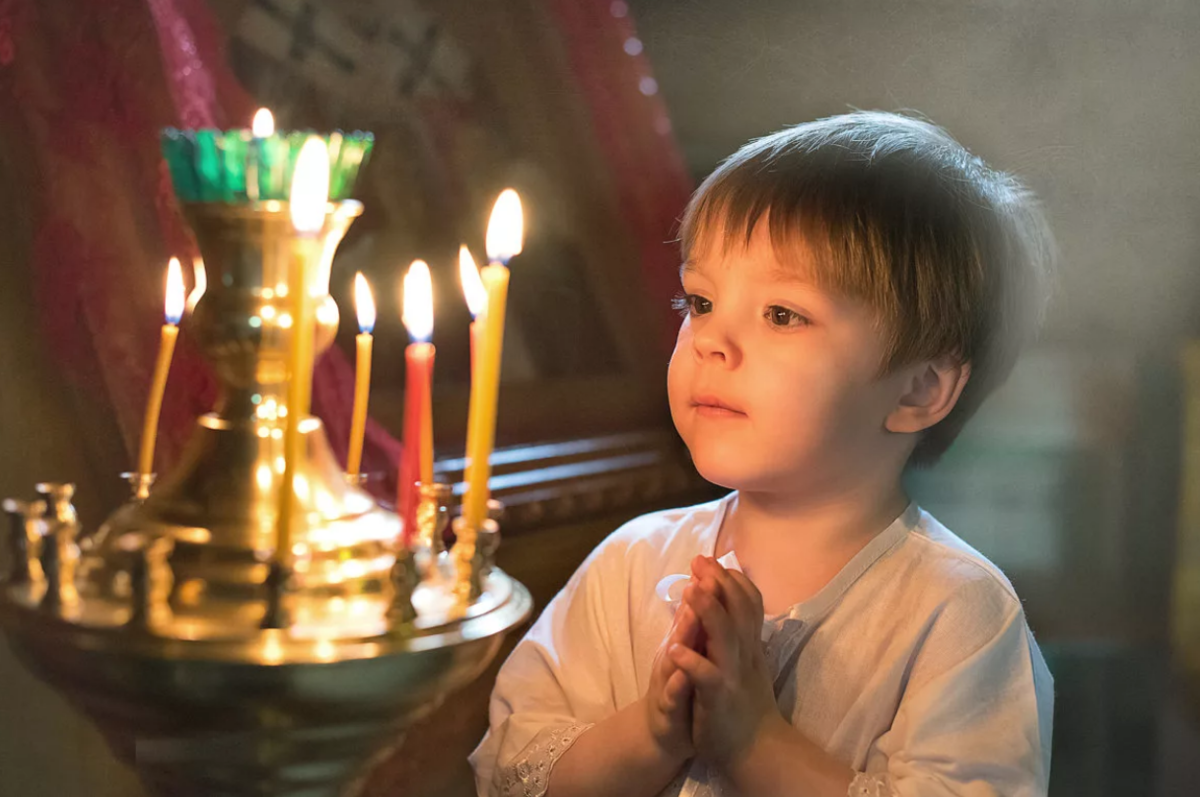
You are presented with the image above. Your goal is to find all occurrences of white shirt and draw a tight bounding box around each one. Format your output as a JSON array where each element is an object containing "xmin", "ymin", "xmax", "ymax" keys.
[{"xmin": 470, "ymin": 494, "xmax": 1054, "ymax": 797}]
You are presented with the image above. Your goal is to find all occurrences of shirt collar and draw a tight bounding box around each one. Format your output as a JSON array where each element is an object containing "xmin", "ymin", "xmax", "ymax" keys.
[{"xmin": 702, "ymin": 493, "xmax": 920, "ymax": 622}]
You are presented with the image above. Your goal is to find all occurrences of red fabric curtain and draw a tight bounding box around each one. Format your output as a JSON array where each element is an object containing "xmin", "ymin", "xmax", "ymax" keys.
[
  {"xmin": 545, "ymin": 0, "xmax": 694, "ymax": 354},
  {"xmin": 0, "ymin": 0, "xmax": 401, "ymax": 490}
]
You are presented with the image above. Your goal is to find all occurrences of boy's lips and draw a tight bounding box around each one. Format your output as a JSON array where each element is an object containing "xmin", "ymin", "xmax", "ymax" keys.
[{"xmin": 691, "ymin": 394, "xmax": 747, "ymax": 418}]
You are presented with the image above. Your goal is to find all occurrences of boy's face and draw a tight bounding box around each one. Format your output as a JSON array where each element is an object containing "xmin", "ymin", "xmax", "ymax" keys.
[{"xmin": 668, "ymin": 223, "xmax": 912, "ymax": 496}]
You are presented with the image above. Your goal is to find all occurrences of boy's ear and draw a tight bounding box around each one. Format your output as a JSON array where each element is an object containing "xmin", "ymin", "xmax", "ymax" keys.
[{"xmin": 885, "ymin": 357, "xmax": 971, "ymax": 434}]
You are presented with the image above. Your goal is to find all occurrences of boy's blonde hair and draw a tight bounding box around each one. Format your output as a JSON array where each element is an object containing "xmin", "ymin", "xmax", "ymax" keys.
[{"xmin": 679, "ymin": 111, "xmax": 1055, "ymax": 466}]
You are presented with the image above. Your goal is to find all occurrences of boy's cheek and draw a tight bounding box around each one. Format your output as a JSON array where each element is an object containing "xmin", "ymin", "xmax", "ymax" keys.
[{"xmin": 666, "ymin": 364, "xmax": 696, "ymax": 439}]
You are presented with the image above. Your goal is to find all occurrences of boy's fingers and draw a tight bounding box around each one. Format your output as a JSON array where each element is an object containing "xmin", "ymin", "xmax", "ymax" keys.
[
  {"xmin": 663, "ymin": 667, "xmax": 692, "ymax": 710},
  {"xmin": 726, "ymin": 569, "xmax": 765, "ymax": 619},
  {"xmin": 670, "ymin": 603, "xmax": 696, "ymax": 637},
  {"xmin": 723, "ymin": 570, "xmax": 766, "ymax": 661},
  {"xmin": 709, "ymin": 564, "xmax": 757, "ymax": 629},
  {"xmin": 694, "ymin": 557, "xmax": 760, "ymax": 629},
  {"xmin": 672, "ymin": 605, "xmax": 701, "ymax": 648},
  {"xmin": 669, "ymin": 643, "xmax": 722, "ymax": 690},
  {"xmin": 683, "ymin": 583, "xmax": 737, "ymax": 669}
]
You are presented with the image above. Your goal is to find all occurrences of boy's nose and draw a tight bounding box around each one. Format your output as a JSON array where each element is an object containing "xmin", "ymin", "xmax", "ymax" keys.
[{"xmin": 692, "ymin": 318, "xmax": 741, "ymax": 367}]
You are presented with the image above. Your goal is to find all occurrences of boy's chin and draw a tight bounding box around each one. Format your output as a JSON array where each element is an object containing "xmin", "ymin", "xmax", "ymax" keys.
[
  {"xmin": 686, "ymin": 438, "xmax": 816, "ymax": 493},
  {"xmin": 688, "ymin": 451, "xmax": 773, "ymax": 492}
]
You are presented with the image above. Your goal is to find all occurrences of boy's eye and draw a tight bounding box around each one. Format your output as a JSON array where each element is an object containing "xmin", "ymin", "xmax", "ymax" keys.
[
  {"xmin": 671, "ymin": 292, "xmax": 713, "ymax": 318},
  {"xmin": 766, "ymin": 305, "xmax": 808, "ymax": 328}
]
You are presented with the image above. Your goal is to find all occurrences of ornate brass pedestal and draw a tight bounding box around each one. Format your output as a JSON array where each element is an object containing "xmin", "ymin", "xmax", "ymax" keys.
[{"xmin": 0, "ymin": 201, "xmax": 531, "ymax": 796}]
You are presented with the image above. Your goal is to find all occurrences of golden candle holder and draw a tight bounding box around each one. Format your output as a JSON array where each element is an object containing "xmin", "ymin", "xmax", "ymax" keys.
[
  {"xmin": 450, "ymin": 499, "xmax": 504, "ymax": 607},
  {"xmin": 0, "ymin": 200, "xmax": 531, "ymax": 796},
  {"xmin": 122, "ymin": 471, "xmax": 158, "ymax": 502},
  {"xmin": 411, "ymin": 481, "xmax": 451, "ymax": 580}
]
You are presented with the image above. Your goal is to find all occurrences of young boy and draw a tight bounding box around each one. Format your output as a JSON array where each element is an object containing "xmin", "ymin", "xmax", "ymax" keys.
[{"xmin": 470, "ymin": 111, "xmax": 1056, "ymax": 797}]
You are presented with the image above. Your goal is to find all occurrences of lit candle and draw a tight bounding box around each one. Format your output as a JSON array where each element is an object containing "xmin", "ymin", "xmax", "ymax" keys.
[
  {"xmin": 276, "ymin": 136, "xmax": 329, "ymax": 559},
  {"xmin": 136, "ymin": 257, "xmax": 186, "ymax": 480},
  {"xmin": 186, "ymin": 256, "xmax": 207, "ymax": 315},
  {"xmin": 398, "ymin": 260, "xmax": 435, "ymax": 547},
  {"xmin": 247, "ymin": 108, "xmax": 273, "ymax": 203},
  {"xmin": 346, "ymin": 272, "xmax": 375, "ymax": 478},
  {"xmin": 458, "ymin": 244, "xmax": 486, "ymax": 374},
  {"xmin": 419, "ymin": 378, "xmax": 434, "ymax": 488},
  {"xmin": 462, "ymin": 189, "xmax": 523, "ymax": 529}
]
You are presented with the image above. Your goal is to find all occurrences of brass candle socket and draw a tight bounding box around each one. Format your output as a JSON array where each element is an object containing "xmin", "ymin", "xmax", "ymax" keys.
[
  {"xmin": 121, "ymin": 471, "xmax": 157, "ymax": 502},
  {"xmin": 2, "ymin": 497, "xmax": 45, "ymax": 592},
  {"xmin": 411, "ymin": 482, "xmax": 451, "ymax": 579},
  {"xmin": 450, "ymin": 499, "xmax": 504, "ymax": 606},
  {"xmin": 0, "ymin": 201, "xmax": 531, "ymax": 797}
]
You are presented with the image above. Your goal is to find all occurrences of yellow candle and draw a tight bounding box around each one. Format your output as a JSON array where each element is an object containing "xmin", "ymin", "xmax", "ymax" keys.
[
  {"xmin": 462, "ymin": 266, "xmax": 508, "ymax": 527},
  {"xmin": 347, "ymin": 272, "xmax": 375, "ymax": 477},
  {"xmin": 459, "ymin": 244, "xmax": 486, "ymax": 378},
  {"xmin": 276, "ymin": 136, "xmax": 329, "ymax": 558},
  {"xmin": 186, "ymin": 256, "xmax": 207, "ymax": 314},
  {"xmin": 247, "ymin": 108, "xmax": 273, "ymax": 203},
  {"xmin": 137, "ymin": 257, "xmax": 186, "ymax": 478},
  {"xmin": 462, "ymin": 189, "xmax": 523, "ymax": 528}
]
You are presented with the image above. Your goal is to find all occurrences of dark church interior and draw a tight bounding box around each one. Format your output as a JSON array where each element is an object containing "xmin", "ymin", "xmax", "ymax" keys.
[{"xmin": 2, "ymin": 1, "xmax": 1199, "ymax": 795}]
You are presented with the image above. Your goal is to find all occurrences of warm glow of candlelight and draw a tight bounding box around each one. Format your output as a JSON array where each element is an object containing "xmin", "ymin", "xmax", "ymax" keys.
[
  {"xmin": 165, "ymin": 257, "xmax": 186, "ymax": 325},
  {"xmin": 461, "ymin": 264, "xmax": 509, "ymax": 529},
  {"xmin": 402, "ymin": 260, "xmax": 434, "ymax": 342},
  {"xmin": 485, "ymin": 189, "xmax": 524, "ymax": 264},
  {"xmin": 252, "ymin": 107, "xmax": 275, "ymax": 138},
  {"xmin": 278, "ymin": 136, "xmax": 329, "ymax": 562},
  {"xmin": 398, "ymin": 260, "xmax": 436, "ymax": 544},
  {"xmin": 347, "ymin": 271, "xmax": 376, "ymax": 477},
  {"xmin": 459, "ymin": 245, "xmax": 486, "ymax": 318},
  {"xmin": 354, "ymin": 272, "xmax": 376, "ymax": 334},
  {"xmin": 290, "ymin": 136, "xmax": 330, "ymax": 235},
  {"xmin": 137, "ymin": 258, "xmax": 185, "ymax": 478},
  {"xmin": 462, "ymin": 189, "xmax": 522, "ymax": 532},
  {"xmin": 187, "ymin": 257, "xmax": 207, "ymax": 314}
]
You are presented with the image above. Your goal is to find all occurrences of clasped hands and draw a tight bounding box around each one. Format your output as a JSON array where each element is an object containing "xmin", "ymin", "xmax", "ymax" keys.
[{"xmin": 644, "ymin": 555, "xmax": 785, "ymax": 775}]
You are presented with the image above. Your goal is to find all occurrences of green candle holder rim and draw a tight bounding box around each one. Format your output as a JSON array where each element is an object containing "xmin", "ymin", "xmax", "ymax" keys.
[
  {"xmin": 160, "ymin": 126, "xmax": 376, "ymax": 141},
  {"xmin": 160, "ymin": 127, "xmax": 375, "ymax": 205}
]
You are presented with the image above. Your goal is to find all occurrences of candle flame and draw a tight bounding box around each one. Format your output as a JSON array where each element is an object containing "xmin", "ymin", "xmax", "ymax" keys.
[
  {"xmin": 355, "ymin": 272, "xmax": 376, "ymax": 334},
  {"xmin": 459, "ymin": 245, "xmax": 486, "ymax": 318},
  {"xmin": 165, "ymin": 257, "xmax": 185, "ymax": 325},
  {"xmin": 290, "ymin": 136, "xmax": 330, "ymax": 235},
  {"xmin": 252, "ymin": 108, "xmax": 275, "ymax": 138},
  {"xmin": 485, "ymin": 189, "xmax": 524, "ymax": 265},
  {"xmin": 402, "ymin": 260, "xmax": 434, "ymax": 342},
  {"xmin": 187, "ymin": 257, "xmax": 207, "ymax": 313}
]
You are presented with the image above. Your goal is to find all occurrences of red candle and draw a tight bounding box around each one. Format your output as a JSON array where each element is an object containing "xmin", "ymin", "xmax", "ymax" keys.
[
  {"xmin": 458, "ymin": 244, "xmax": 486, "ymax": 375},
  {"xmin": 398, "ymin": 260, "xmax": 435, "ymax": 547}
]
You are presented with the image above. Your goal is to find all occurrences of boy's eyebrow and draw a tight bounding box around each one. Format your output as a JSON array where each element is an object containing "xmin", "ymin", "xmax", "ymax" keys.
[
  {"xmin": 768, "ymin": 263, "xmax": 819, "ymax": 284},
  {"xmin": 680, "ymin": 259, "xmax": 820, "ymax": 288}
]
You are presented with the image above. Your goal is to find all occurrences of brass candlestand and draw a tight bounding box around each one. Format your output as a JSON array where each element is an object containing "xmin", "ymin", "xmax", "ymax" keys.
[{"xmin": 0, "ymin": 200, "xmax": 531, "ymax": 796}]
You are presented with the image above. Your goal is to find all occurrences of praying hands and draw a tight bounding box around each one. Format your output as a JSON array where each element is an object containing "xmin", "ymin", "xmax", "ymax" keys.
[
  {"xmin": 669, "ymin": 555, "xmax": 779, "ymax": 768},
  {"xmin": 671, "ymin": 556, "xmax": 856, "ymax": 797}
]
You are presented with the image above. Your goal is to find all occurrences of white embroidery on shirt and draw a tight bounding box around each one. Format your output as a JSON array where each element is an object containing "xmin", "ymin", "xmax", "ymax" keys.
[
  {"xmin": 849, "ymin": 771, "xmax": 896, "ymax": 797},
  {"xmin": 497, "ymin": 722, "xmax": 592, "ymax": 797}
]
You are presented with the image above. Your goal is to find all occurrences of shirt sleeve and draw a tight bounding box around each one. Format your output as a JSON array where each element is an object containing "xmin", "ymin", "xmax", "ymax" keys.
[
  {"xmin": 863, "ymin": 582, "xmax": 1055, "ymax": 797},
  {"xmin": 468, "ymin": 539, "xmax": 629, "ymax": 797}
]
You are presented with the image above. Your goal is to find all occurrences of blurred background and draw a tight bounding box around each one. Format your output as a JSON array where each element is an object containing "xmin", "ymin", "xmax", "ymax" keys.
[{"xmin": 1, "ymin": 0, "xmax": 1199, "ymax": 795}]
